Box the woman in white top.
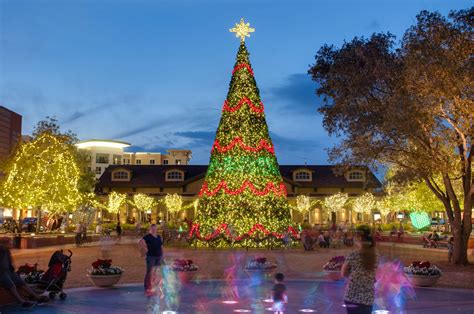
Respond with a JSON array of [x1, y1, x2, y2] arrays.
[[341, 230, 377, 314]]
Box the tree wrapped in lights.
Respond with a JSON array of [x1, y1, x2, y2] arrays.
[[352, 193, 377, 214], [106, 191, 127, 220], [323, 193, 348, 218], [194, 19, 292, 247], [0, 132, 82, 218], [164, 193, 183, 219], [132, 193, 157, 223]]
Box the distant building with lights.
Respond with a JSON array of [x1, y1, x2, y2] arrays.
[[76, 139, 192, 179]]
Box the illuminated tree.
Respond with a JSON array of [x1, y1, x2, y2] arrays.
[[165, 193, 183, 220], [132, 193, 157, 222], [309, 9, 472, 264], [0, 132, 82, 231], [195, 20, 291, 247], [323, 193, 348, 221], [352, 193, 377, 214], [106, 191, 127, 220]]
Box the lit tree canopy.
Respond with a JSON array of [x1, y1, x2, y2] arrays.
[[295, 195, 311, 216], [309, 8, 473, 264], [106, 191, 127, 214], [132, 193, 157, 212], [323, 193, 349, 214], [165, 193, 183, 214], [0, 132, 81, 214], [352, 193, 377, 214]]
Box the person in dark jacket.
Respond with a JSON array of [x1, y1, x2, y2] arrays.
[[138, 224, 163, 294], [116, 222, 122, 240], [0, 237, 49, 307]]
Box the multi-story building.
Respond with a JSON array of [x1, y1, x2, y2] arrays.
[[76, 139, 192, 179], [0, 106, 22, 161], [96, 164, 382, 225]]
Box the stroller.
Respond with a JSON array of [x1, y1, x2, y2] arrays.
[[34, 250, 73, 300]]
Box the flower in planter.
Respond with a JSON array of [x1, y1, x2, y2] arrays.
[[171, 259, 198, 272], [245, 256, 276, 270], [323, 256, 346, 271], [16, 263, 44, 284], [88, 258, 123, 275], [404, 260, 441, 276]]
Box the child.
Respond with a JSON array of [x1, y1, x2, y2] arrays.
[[447, 237, 454, 263], [272, 273, 287, 313]]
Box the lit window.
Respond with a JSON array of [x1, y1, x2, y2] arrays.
[[95, 167, 101, 174], [150, 159, 155, 165], [163, 159, 169, 165], [112, 171, 129, 180], [175, 159, 182, 165], [348, 171, 364, 181], [96, 154, 109, 164], [166, 171, 183, 181], [136, 159, 142, 165], [295, 171, 311, 181], [113, 154, 122, 165]]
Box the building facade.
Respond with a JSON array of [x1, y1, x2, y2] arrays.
[[76, 139, 192, 179], [0, 106, 22, 161], [96, 165, 382, 225]]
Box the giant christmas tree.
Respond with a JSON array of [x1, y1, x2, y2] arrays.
[[192, 19, 292, 247]]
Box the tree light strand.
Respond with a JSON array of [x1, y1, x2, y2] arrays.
[[222, 98, 264, 114], [199, 180, 287, 197], [212, 137, 275, 154]]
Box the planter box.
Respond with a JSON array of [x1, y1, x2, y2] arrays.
[[175, 271, 198, 284], [405, 274, 440, 287], [324, 270, 343, 281], [86, 274, 123, 287]]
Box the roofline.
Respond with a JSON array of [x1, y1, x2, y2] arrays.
[[76, 139, 131, 149]]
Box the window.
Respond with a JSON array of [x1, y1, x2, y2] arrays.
[[96, 153, 109, 164], [348, 171, 364, 181], [175, 159, 182, 165], [124, 159, 130, 165], [163, 159, 169, 165], [150, 159, 155, 165], [113, 154, 122, 165], [112, 171, 129, 180], [95, 167, 102, 174], [294, 171, 311, 181], [166, 171, 183, 181], [136, 159, 142, 165]]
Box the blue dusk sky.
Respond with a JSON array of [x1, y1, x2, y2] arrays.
[[0, 0, 470, 165]]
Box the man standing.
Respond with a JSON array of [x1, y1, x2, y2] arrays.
[[138, 224, 163, 294]]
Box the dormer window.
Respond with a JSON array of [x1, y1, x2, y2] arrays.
[[111, 170, 130, 181], [166, 170, 184, 181], [348, 170, 365, 182], [294, 170, 312, 181]]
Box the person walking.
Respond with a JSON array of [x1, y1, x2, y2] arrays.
[[138, 224, 163, 294], [116, 222, 122, 240], [341, 230, 377, 314]]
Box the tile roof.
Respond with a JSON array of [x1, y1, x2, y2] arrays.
[[97, 164, 382, 190]]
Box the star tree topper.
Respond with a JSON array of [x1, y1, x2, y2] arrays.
[[230, 18, 255, 42]]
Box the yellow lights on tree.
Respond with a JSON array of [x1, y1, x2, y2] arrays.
[[132, 193, 157, 212], [323, 193, 348, 215], [352, 192, 377, 214], [0, 132, 82, 216], [165, 193, 183, 214], [107, 191, 126, 214]]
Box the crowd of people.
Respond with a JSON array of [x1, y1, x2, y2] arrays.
[[300, 222, 355, 251]]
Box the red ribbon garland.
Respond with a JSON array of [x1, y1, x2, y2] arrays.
[[212, 137, 275, 154], [222, 98, 264, 114], [198, 180, 287, 197], [188, 223, 299, 241], [232, 63, 254, 76]]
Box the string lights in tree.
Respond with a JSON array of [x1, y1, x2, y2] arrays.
[[164, 193, 183, 214], [352, 192, 377, 214], [106, 192, 127, 219], [323, 193, 349, 217], [194, 19, 292, 248], [0, 132, 82, 216]]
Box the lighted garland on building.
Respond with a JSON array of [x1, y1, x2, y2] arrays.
[[194, 19, 292, 248]]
